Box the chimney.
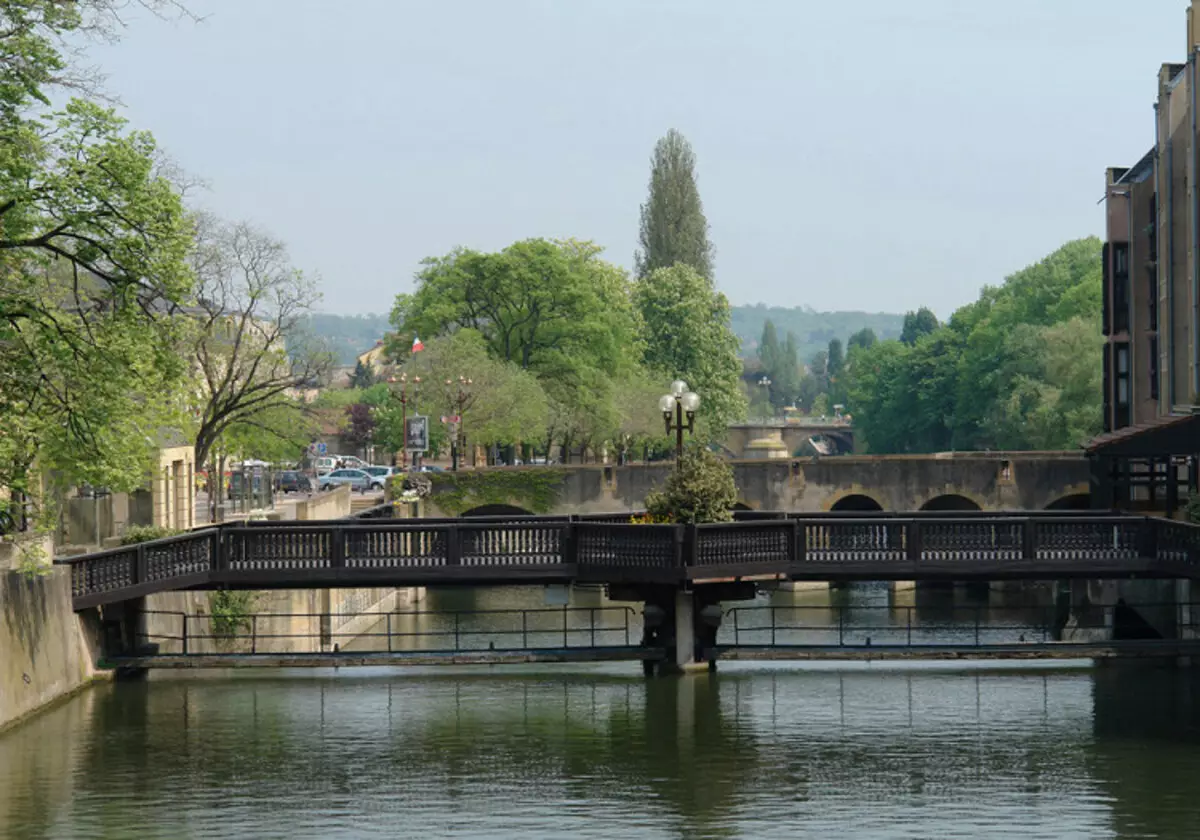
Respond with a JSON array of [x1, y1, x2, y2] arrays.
[[1190, 0, 1200, 54]]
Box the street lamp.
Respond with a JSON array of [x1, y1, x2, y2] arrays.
[[758, 375, 772, 421], [660, 379, 701, 461], [446, 376, 473, 471], [387, 373, 420, 468]]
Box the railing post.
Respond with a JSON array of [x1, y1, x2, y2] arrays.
[[562, 522, 575, 567], [134, 544, 147, 585], [386, 612, 392, 653], [522, 611, 528, 649], [590, 607, 596, 648], [906, 607, 912, 647], [1139, 517, 1160, 561], [251, 615, 258, 655], [454, 612, 460, 650], [331, 527, 346, 569], [182, 613, 189, 656], [1022, 518, 1038, 561], [905, 520, 921, 564], [446, 526, 461, 567], [563, 607, 569, 649]]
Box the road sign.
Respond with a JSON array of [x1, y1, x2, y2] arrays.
[[308, 442, 327, 456], [405, 416, 429, 453], [440, 415, 461, 425]]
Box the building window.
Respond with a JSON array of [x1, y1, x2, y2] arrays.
[[1103, 348, 1113, 432], [1114, 342, 1131, 428], [1149, 335, 1160, 400], [1149, 272, 1159, 331], [1148, 193, 1158, 262], [1112, 243, 1131, 334]]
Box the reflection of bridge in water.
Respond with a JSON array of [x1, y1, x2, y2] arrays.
[[9, 665, 1198, 838]]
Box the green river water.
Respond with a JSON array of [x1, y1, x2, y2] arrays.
[[2, 585, 1200, 839]]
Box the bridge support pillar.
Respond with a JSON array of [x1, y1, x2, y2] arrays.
[[98, 597, 151, 678]]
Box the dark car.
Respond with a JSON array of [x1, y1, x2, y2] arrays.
[[274, 470, 312, 493]]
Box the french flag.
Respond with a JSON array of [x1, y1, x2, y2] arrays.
[[411, 335, 425, 353]]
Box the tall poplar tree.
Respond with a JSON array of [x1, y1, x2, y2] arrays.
[[634, 129, 714, 280]]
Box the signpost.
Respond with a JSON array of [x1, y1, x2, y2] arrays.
[[405, 416, 429, 454]]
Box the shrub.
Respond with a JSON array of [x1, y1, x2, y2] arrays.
[[1187, 495, 1200, 525], [645, 447, 738, 524], [120, 525, 181, 545]]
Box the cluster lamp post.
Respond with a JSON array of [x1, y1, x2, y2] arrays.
[[659, 379, 701, 462], [387, 373, 420, 468], [447, 376, 473, 471]]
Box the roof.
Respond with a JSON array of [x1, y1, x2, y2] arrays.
[[1113, 148, 1155, 185], [1085, 411, 1200, 456]]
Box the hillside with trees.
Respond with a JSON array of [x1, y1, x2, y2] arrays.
[[730, 306, 904, 361]]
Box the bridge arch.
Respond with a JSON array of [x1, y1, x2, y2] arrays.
[[460, 504, 534, 517], [829, 494, 883, 512], [919, 494, 982, 512], [1045, 493, 1091, 510]]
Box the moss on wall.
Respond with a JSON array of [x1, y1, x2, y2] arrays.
[[428, 469, 567, 515]]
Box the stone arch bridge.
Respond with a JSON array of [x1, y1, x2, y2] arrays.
[[426, 453, 1092, 518]]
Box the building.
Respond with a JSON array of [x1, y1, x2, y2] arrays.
[[1092, 1, 1200, 514]]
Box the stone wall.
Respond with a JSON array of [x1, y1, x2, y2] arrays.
[[0, 569, 106, 732], [423, 455, 1092, 517], [143, 586, 424, 655], [294, 485, 352, 520]]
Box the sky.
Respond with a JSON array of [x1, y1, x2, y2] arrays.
[[91, 0, 1182, 318]]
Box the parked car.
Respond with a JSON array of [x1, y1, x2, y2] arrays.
[[417, 464, 444, 473], [363, 466, 398, 481], [273, 470, 312, 493], [318, 468, 381, 492]]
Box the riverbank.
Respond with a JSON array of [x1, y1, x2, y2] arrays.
[[0, 569, 109, 733]]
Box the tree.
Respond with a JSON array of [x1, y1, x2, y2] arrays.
[[826, 339, 845, 379], [186, 216, 332, 478], [1, 4, 196, 532], [634, 129, 714, 280], [349, 359, 376, 389], [633, 264, 747, 436], [758, 320, 780, 374], [848, 328, 877, 352], [394, 238, 639, 377], [399, 330, 549, 455], [900, 307, 939, 345], [645, 447, 737, 524], [344, 403, 375, 448]]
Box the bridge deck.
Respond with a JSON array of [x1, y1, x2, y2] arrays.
[[54, 512, 1200, 610]]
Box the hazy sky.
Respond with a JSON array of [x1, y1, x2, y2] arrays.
[[92, 1, 1180, 318]]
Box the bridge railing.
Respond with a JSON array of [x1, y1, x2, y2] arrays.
[[54, 514, 1200, 608]]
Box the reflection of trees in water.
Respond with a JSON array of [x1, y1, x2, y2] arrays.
[[1089, 666, 1200, 840], [22, 664, 1200, 838]]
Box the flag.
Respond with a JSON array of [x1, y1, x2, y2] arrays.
[[411, 336, 424, 353]]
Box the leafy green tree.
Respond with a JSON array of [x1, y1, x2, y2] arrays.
[[633, 264, 747, 436], [399, 330, 549, 454], [900, 307, 939, 345], [645, 447, 737, 524], [634, 129, 714, 280], [848, 328, 878, 352], [394, 238, 638, 377], [0, 3, 196, 533], [758, 320, 780, 374], [827, 339, 845, 378], [349, 359, 376, 389]]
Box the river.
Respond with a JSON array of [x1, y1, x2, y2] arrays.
[[3, 584, 1200, 839]]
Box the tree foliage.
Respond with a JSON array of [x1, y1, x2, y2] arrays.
[[0, 2, 196, 530], [634, 129, 714, 280], [633, 264, 746, 437], [843, 238, 1103, 453], [645, 446, 738, 524], [900, 307, 939, 345]]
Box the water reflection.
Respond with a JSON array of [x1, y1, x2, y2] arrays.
[[4, 660, 1200, 838]]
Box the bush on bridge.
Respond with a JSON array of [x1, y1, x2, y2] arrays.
[[645, 447, 737, 524]]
